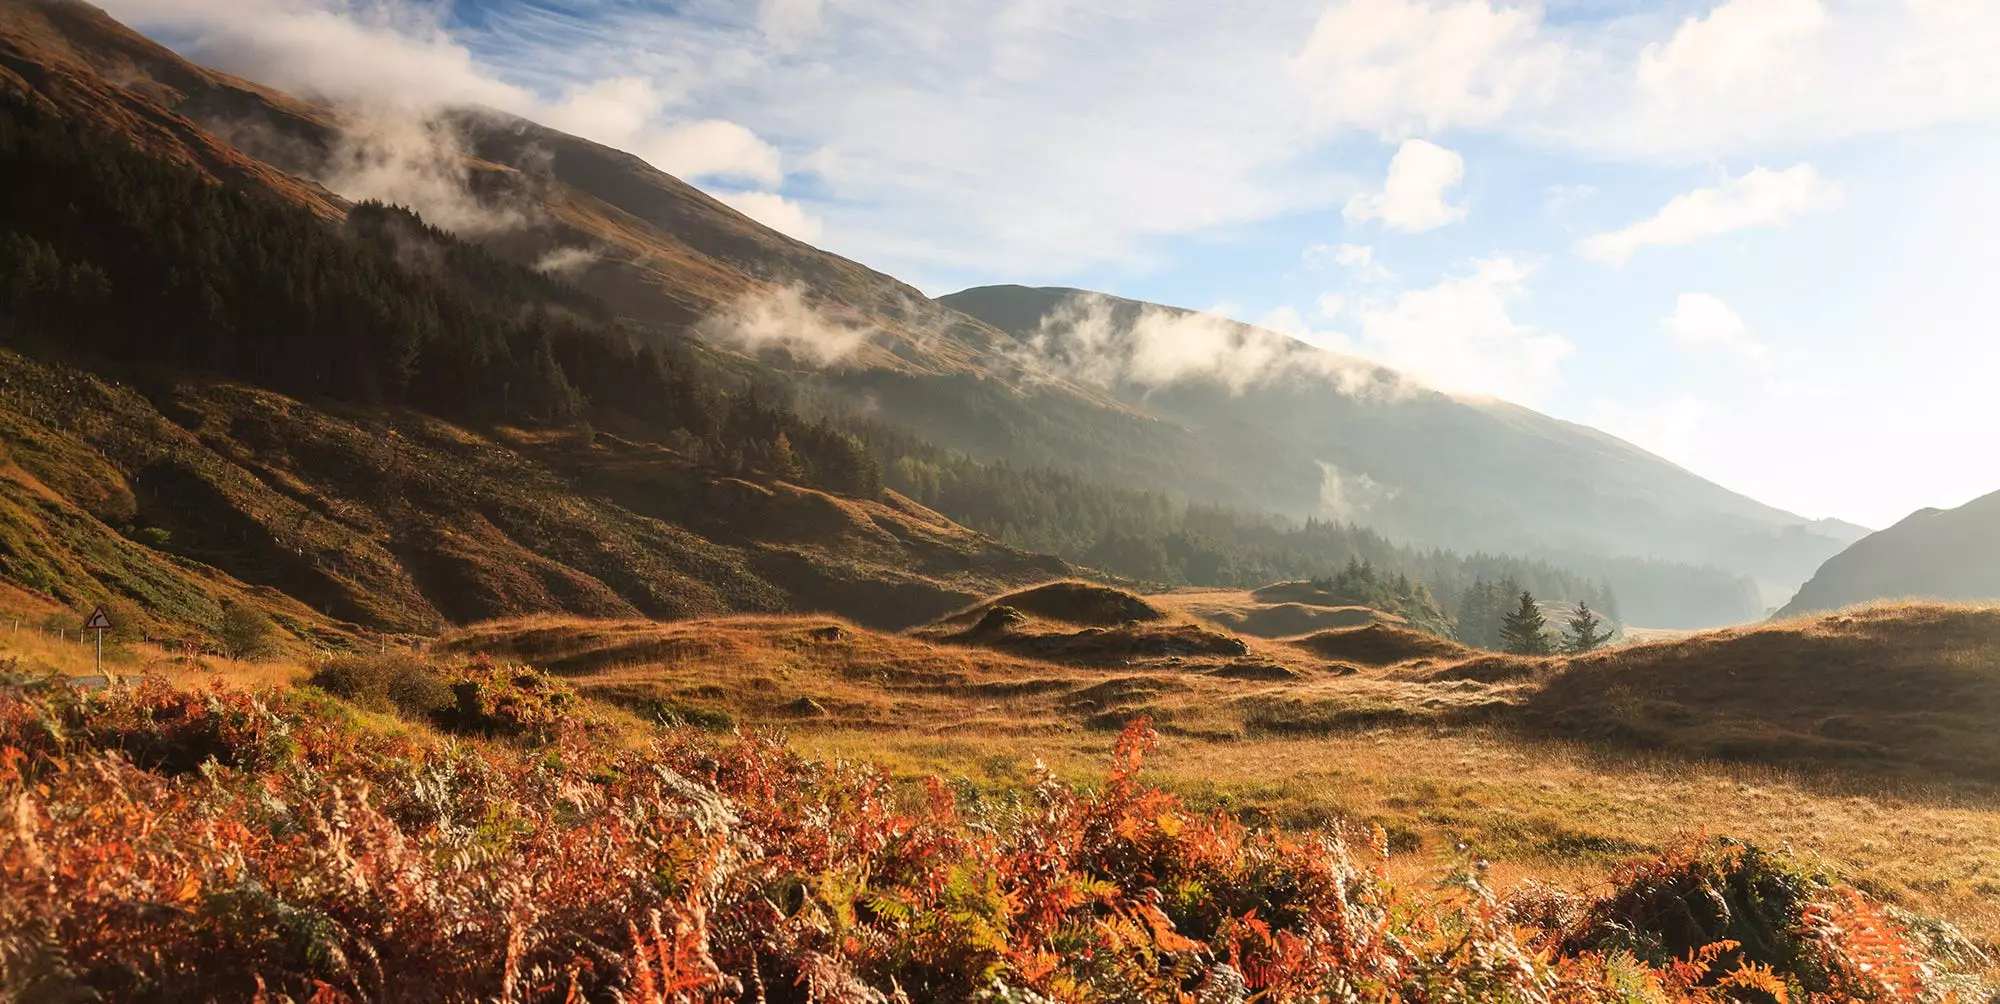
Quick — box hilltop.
[1779,488,2000,616]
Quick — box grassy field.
[9,585,1999,974]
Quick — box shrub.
[215,602,280,661]
[434,657,580,741]
[309,652,452,719]
[0,681,1972,1004]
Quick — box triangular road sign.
[82,606,112,631]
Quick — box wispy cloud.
[1581,164,1840,264]
[101,0,2000,279]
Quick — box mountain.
[940,286,1867,616]
[1777,489,2000,617]
[0,39,1064,641]
[0,0,1856,630]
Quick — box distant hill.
[940,286,1865,618]
[1777,490,2000,616]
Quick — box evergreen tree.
[1499,590,1554,655]
[1563,600,1613,654]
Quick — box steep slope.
[0,349,1064,636]
[940,286,1865,611]
[0,0,1045,378]
[0,66,1065,641]
[0,0,340,215]
[1777,489,2000,616]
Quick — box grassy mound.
[3,676,1976,1002]
[938,580,1166,629]
[1526,603,2000,781]
[1291,622,1475,666]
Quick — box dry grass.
[1154,586,1399,638]
[795,725,2000,963]
[1290,622,1476,665]
[1527,601,2000,782]
[10,596,1998,967]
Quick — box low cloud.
[711,191,824,243]
[1662,293,1772,367]
[694,285,873,364]
[1316,461,1399,523]
[1343,139,1468,232]
[1581,164,1841,264]
[1339,256,1573,405]
[101,0,806,236]
[1013,294,1393,399]
[532,246,603,277]
[318,114,528,235]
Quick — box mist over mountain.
[1778,489,2000,617]
[941,285,1865,618]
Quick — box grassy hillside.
[0,348,1063,643]
[1527,603,2000,781]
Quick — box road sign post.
[83,606,112,676]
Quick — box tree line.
[852,419,1620,641]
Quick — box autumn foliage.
[0,676,1968,1002]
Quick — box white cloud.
[1315,293,1346,319]
[1661,293,1772,366]
[635,120,784,187]
[711,191,824,242]
[1344,139,1468,232]
[694,284,870,363]
[99,0,2000,280]
[100,0,801,233]
[1289,0,1561,137]
[1580,164,1840,264]
[1303,242,1393,281]
[1342,256,1572,404]
[1636,0,1826,100]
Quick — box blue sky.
[106,0,2000,528]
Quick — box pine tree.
[769,430,799,479]
[1500,590,1553,655]
[1563,600,1612,654]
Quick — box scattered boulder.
[972,605,1029,634]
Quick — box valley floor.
[11,590,1999,974]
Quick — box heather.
[1,675,1977,1003]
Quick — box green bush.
[216,603,280,661]
[309,653,452,720]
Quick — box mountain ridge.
[1777,488,2000,617]
[941,284,1868,613]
